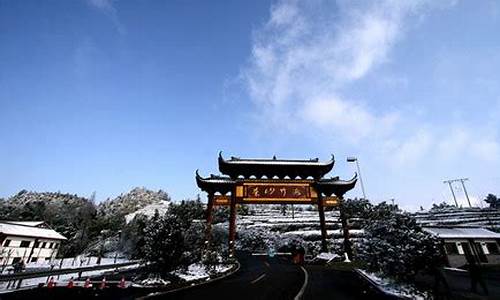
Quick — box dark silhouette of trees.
[484,194,500,209]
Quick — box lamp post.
[347,156,367,200]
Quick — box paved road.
[149,253,392,300]
[150,253,303,300]
[303,265,395,300]
[415,268,500,300]
[0,253,394,300]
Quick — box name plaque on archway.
[213,193,339,206]
[237,182,317,204]
[196,153,357,253]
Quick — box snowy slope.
[412,207,500,229]
[235,208,363,255]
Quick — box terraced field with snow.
[236,208,364,254]
[412,207,500,229]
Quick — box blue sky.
[1,0,499,210]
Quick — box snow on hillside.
[98,187,170,217]
[125,200,170,223]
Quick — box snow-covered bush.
[120,213,148,259]
[181,221,206,266]
[143,210,184,273]
[237,227,275,252]
[359,202,443,283]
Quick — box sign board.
[233,182,319,204]
[212,182,340,206]
[244,183,310,200]
[213,195,231,206]
[323,196,339,207]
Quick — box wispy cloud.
[437,128,500,163]
[86,0,125,35]
[243,0,435,140]
[241,0,500,167]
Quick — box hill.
[98,187,170,217]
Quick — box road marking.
[294,266,309,300]
[264,261,270,268]
[251,273,267,284]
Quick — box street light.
[347,156,367,200]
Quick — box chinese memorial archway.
[196,152,357,256]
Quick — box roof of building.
[195,170,236,195]
[314,175,358,198]
[423,227,500,239]
[0,221,66,240]
[1,221,46,227]
[218,152,335,180]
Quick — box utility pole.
[459,178,471,207]
[347,157,366,200]
[443,180,458,207]
[443,178,471,207]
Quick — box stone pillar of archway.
[317,193,328,252]
[205,192,215,247]
[228,191,237,256]
[339,197,353,260]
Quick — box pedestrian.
[467,258,489,295]
[13,260,25,273]
[430,254,450,300]
[431,266,450,300]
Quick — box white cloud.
[87,0,114,10]
[391,129,433,166]
[240,0,500,170]
[243,0,439,142]
[86,0,125,34]
[303,96,399,143]
[240,0,500,209]
[436,128,500,163]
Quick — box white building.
[423,226,500,267]
[0,221,66,266]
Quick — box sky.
[1,0,500,211]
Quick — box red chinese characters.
[245,184,309,199]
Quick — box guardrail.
[0,261,140,282]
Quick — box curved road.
[1,253,394,300]
[151,253,303,300]
[150,253,392,300]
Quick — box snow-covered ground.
[172,263,232,282]
[282,229,364,238]
[0,262,140,292]
[314,252,340,263]
[357,269,428,300]
[129,263,235,289]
